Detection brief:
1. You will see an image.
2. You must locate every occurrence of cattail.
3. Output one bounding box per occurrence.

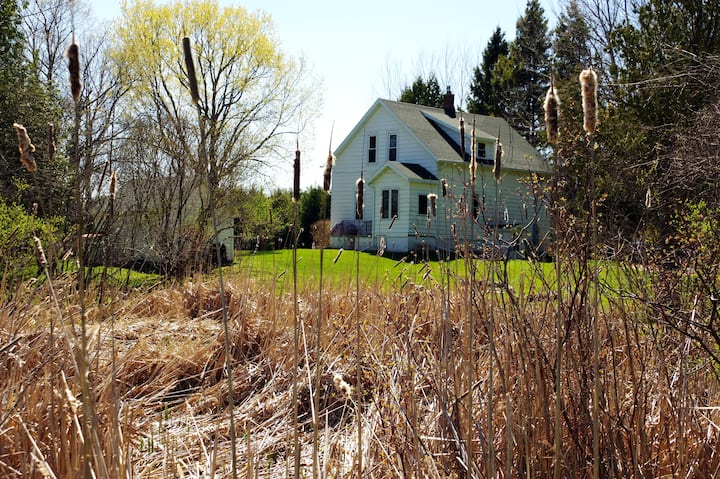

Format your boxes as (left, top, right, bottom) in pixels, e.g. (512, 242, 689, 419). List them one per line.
(293, 142, 300, 203)
(33, 236, 48, 269)
(323, 153, 334, 192)
(66, 36, 81, 102)
(441, 178, 448, 197)
(333, 248, 344, 264)
(182, 37, 200, 104)
(333, 373, 353, 400)
(504, 207, 509, 224)
(47, 122, 56, 160)
(388, 214, 397, 230)
(469, 119, 477, 184)
(645, 188, 652, 209)
(13, 123, 36, 173)
(493, 140, 503, 182)
(355, 177, 364, 219)
(377, 237, 386, 256)
(544, 84, 560, 144)
(459, 115, 466, 160)
(413, 224, 420, 237)
(580, 67, 598, 135)
(428, 193, 437, 218)
(109, 170, 117, 200)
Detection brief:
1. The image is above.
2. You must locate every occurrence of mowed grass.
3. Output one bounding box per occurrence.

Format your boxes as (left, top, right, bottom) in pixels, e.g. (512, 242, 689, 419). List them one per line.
(233, 248, 564, 293)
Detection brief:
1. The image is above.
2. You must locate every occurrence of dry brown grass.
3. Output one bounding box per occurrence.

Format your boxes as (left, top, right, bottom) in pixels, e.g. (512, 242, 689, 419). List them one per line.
(1, 267, 720, 478)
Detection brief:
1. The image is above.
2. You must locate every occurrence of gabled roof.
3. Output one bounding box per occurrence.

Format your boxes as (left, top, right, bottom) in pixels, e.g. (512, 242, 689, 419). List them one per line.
(367, 161, 438, 185)
(336, 99, 550, 174)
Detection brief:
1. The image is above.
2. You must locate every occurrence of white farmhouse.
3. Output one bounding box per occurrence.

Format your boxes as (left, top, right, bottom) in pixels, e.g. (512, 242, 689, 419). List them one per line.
(329, 89, 552, 255)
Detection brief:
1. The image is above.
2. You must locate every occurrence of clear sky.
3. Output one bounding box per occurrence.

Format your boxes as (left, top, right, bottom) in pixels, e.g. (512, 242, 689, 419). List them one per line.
(94, 0, 558, 190)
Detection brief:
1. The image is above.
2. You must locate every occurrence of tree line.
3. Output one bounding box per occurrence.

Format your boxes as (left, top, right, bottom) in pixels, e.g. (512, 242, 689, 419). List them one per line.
(0, 0, 319, 278)
(399, 0, 720, 267)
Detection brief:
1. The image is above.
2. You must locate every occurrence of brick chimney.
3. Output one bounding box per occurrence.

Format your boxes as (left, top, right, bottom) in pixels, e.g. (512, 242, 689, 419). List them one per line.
(443, 86, 456, 118)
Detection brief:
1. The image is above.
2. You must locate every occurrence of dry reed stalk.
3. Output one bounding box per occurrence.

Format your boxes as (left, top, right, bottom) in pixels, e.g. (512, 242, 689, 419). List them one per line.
(182, 36, 238, 479)
(544, 84, 560, 144)
(292, 145, 302, 478)
(580, 65, 601, 479)
(13, 123, 37, 173)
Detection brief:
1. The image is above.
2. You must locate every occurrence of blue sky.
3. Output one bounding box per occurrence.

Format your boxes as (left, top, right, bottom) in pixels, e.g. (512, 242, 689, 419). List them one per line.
(94, 0, 558, 190)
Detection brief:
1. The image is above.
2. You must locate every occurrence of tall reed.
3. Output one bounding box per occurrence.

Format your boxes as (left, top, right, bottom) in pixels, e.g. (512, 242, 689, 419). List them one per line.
(183, 36, 238, 479)
(580, 66, 600, 479)
(544, 82, 564, 479)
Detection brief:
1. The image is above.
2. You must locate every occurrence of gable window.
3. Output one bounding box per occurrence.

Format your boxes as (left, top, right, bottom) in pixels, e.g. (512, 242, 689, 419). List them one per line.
(381, 189, 399, 219)
(418, 194, 428, 215)
(368, 135, 376, 163)
(388, 134, 397, 162)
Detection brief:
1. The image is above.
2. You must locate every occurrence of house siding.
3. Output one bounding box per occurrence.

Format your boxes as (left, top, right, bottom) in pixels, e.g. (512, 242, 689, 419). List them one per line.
(331, 98, 550, 254)
(330, 103, 437, 250)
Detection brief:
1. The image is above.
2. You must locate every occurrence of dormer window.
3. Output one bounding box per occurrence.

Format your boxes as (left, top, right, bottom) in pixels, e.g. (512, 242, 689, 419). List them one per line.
(477, 143, 486, 161)
(368, 135, 376, 163)
(388, 134, 397, 162)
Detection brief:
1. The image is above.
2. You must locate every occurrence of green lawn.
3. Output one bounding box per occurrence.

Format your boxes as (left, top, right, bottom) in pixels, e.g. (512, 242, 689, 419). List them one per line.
(232, 248, 564, 294)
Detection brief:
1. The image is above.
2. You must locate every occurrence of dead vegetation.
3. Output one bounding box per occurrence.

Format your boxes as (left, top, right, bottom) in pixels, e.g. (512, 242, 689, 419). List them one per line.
(1, 264, 719, 478)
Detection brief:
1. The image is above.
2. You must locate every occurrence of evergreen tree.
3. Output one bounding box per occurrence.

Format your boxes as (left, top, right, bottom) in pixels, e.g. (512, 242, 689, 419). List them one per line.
(492, 0, 551, 146)
(398, 73, 443, 107)
(553, 0, 592, 80)
(467, 27, 508, 115)
(0, 0, 62, 212)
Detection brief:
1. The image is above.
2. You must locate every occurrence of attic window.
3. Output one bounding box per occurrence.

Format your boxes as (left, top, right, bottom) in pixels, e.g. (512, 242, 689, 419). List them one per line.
(477, 143, 486, 160)
(368, 136, 376, 163)
(388, 134, 397, 162)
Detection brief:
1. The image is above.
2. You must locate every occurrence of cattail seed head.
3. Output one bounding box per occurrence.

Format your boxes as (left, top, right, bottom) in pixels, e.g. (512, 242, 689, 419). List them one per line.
(493, 140, 503, 182)
(333, 248, 344, 263)
(355, 177, 364, 219)
(47, 122, 56, 160)
(388, 214, 397, 230)
(323, 153, 334, 192)
(469, 119, 477, 184)
(33, 236, 48, 269)
(182, 37, 200, 104)
(459, 115, 466, 160)
(333, 373, 353, 400)
(293, 143, 300, 203)
(66, 36, 81, 102)
(13, 123, 36, 173)
(377, 237, 386, 256)
(645, 188, 652, 209)
(428, 193, 437, 218)
(544, 85, 560, 144)
(580, 67, 598, 135)
(441, 178, 448, 197)
(110, 170, 117, 200)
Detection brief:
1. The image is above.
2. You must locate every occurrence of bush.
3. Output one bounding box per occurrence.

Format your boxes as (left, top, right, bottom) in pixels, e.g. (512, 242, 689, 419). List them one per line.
(0, 199, 62, 293)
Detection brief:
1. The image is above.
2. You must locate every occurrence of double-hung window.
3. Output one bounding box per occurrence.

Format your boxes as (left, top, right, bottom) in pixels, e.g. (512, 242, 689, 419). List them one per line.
(368, 135, 376, 163)
(388, 134, 397, 162)
(381, 189, 399, 219)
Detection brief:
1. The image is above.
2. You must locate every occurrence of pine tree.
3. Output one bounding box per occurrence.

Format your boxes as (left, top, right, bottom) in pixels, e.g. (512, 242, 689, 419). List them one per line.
(399, 73, 444, 108)
(467, 27, 509, 115)
(492, 0, 551, 146)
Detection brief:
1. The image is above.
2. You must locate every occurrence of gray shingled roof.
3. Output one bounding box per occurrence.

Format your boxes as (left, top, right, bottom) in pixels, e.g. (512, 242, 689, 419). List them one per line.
(380, 99, 550, 173)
